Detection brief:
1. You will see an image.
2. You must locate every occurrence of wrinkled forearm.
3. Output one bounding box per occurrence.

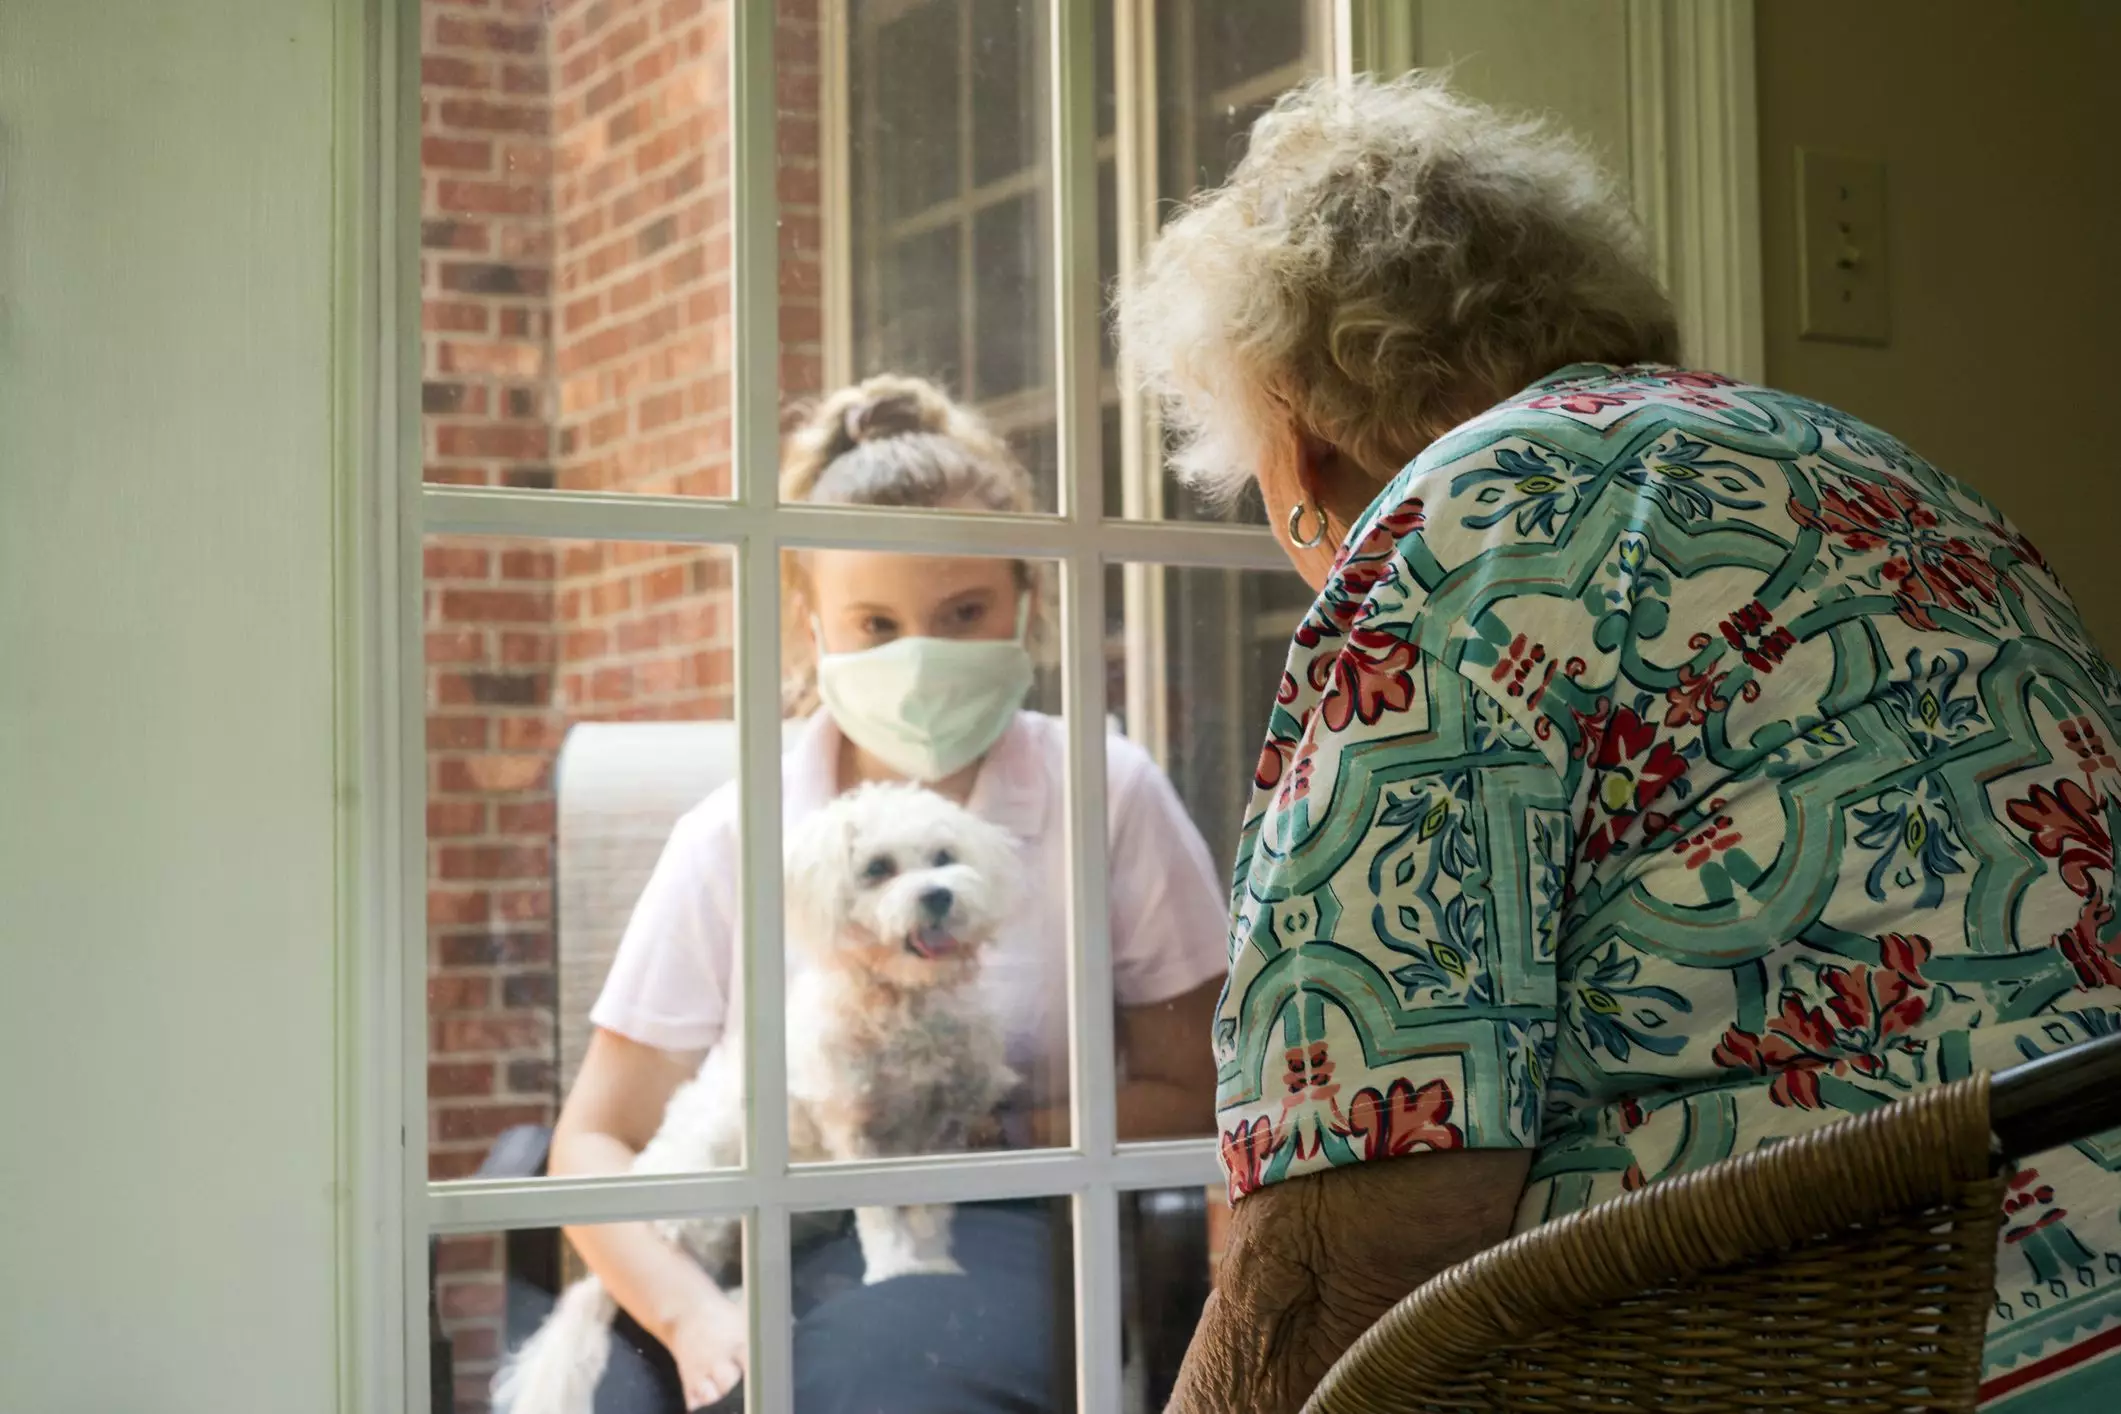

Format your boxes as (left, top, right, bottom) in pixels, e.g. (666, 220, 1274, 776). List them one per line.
(1170, 1150, 1532, 1414)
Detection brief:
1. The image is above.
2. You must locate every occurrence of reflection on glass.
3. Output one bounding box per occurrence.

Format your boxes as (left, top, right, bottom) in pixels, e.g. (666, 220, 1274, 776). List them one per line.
(418, 0, 737, 495)
(1196, 0, 1311, 98)
(971, 0, 1041, 185)
(1106, 562, 1312, 1139)
(870, 1, 961, 220)
(1154, 1, 1324, 198)
(840, 0, 1059, 508)
(878, 224, 965, 391)
(971, 194, 1043, 401)
(433, 1222, 747, 1414)
(423, 537, 739, 1184)
(1106, 563, 1308, 904)
(801, 1, 1330, 520)
(791, 1198, 1077, 1412)
(1120, 1186, 1225, 1413)
(1136, 1, 1333, 523)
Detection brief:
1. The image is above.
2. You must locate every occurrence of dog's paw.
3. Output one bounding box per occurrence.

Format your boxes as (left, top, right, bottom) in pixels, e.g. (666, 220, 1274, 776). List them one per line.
(862, 1253, 965, 1285)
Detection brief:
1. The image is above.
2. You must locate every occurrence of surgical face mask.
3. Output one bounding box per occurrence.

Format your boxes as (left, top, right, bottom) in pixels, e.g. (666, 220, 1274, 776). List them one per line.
(813, 597, 1034, 782)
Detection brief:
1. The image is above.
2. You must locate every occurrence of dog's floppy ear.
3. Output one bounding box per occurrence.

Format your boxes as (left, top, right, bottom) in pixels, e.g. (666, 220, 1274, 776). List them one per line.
(783, 795, 857, 951)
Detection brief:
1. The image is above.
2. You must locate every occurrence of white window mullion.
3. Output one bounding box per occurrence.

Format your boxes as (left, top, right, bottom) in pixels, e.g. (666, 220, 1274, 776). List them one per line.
(417, 484, 1294, 570)
(1336, 0, 1417, 78)
(1073, 1183, 1125, 1411)
(819, 0, 855, 388)
(1114, 0, 1171, 762)
(743, 1205, 795, 1414)
(426, 1140, 1224, 1235)
(731, 1, 796, 1410)
(1051, 2, 1123, 1411)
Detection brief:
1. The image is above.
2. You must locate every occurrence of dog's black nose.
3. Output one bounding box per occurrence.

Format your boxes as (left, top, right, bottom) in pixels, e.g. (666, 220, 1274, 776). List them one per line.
(919, 886, 954, 920)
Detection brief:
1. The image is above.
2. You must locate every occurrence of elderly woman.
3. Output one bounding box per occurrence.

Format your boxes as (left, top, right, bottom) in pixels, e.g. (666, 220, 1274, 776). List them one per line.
(1120, 74, 2121, 1413)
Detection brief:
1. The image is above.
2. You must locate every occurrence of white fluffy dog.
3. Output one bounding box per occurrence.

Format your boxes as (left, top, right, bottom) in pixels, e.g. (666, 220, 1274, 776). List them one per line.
(495, 782, 1021, 1414)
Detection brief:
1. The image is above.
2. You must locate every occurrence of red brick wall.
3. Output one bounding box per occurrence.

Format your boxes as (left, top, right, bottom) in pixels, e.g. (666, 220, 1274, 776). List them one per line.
(545, 0, 744, 750)
(541, 0, 823, 731)
(425, 529, 567, 1411)
(551, 0, 732, 498)
(421, 4, 563, 1407)
(421, 0, 556, 494)
(776, 0, 828, 408)
(556, 541, 736, 719)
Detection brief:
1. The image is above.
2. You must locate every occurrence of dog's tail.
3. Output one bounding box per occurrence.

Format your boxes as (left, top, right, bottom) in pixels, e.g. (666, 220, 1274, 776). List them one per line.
(491, 1275, 616, 1414)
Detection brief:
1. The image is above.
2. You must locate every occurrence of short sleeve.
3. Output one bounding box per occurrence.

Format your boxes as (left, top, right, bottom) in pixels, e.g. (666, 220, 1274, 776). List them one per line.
(1216, 649, 1572, 1200)
(1105, 738, 1233, 1008)
(587, 792, 739, 1054)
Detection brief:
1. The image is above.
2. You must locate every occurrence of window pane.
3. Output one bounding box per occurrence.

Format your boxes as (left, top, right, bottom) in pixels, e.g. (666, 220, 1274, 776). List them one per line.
(1188, 90, 1282, 195)
(970, 193, 1043, 401)
(1196, 0, 1309, 95)
(1153, 2, 1321, 202)
(1117, 0, 1329, 524)
(424, 536, 742, 1183)
(1120, 1187, 1225, 1413)
(868, 0, 963, 220)
(971, 0, 1041, 187)
(824, 0, 1059, 513)
(433, 1222, 746, 1414)
(877, 222, 965, 388)
(1093, 0, 1116, 140)
(1011, 421, 1064, 513)
(791, 1198, 1076, 1411)
(418, 0, 739, 497)
(779, 548, 1073, 1159)
(1105, 562, 1311, 1140)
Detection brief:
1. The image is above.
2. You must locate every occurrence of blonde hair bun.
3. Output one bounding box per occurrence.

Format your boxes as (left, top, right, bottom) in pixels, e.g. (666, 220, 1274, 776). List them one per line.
(780, 374, 1026, 508)
(839, 382, 950, 450)
(787, 375, 957, 475)
(775, 374, 1049, 717)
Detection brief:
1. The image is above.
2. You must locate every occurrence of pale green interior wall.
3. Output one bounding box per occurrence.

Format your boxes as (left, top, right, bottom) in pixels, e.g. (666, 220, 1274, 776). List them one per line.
(1756, 0, 2121, 652)
(1410, 0, 1630, 173)
(0, 1, 342, 1408)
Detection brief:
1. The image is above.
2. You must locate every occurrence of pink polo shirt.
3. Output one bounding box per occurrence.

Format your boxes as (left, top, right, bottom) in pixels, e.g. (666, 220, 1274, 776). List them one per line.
(589, 711, 1232, 1110)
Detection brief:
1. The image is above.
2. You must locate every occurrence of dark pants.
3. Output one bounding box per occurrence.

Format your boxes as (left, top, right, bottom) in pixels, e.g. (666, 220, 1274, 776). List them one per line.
(510, 1202, 1074, 1414)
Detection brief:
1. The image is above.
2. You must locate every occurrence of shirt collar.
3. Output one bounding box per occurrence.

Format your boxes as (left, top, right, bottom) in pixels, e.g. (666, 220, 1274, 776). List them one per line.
(1525, 360, 1677, 392)
(786, 711, 1050, 841)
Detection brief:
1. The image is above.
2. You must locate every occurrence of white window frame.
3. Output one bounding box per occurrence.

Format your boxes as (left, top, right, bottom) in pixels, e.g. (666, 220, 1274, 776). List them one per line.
(822, 0, 1340, 766)
(334, 2, 1761, 1409)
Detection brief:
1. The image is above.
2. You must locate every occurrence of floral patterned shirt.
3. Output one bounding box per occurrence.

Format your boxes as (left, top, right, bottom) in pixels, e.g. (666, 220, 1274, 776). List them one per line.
(1218, 364, 2121, 1404)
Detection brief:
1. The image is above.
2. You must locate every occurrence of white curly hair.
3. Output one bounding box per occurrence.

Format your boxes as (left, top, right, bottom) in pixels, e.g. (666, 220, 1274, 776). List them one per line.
(1118, 72, 1679, 503)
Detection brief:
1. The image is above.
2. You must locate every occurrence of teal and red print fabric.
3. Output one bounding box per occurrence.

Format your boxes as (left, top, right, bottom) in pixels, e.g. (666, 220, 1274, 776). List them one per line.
(1217, 364, 2121, 1401)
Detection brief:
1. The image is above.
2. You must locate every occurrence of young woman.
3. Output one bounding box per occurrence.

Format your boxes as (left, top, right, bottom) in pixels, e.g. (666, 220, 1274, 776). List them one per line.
(540, 376, 1231, 1413)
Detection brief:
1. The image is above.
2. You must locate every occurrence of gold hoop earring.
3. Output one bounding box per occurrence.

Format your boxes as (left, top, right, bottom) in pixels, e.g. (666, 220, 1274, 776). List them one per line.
(1287, 500, 1328, 550)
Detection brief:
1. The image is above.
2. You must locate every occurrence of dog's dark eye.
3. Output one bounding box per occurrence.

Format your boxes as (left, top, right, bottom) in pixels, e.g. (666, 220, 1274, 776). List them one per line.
(860, 855, 897, 884)
(931, 849, 955, 868)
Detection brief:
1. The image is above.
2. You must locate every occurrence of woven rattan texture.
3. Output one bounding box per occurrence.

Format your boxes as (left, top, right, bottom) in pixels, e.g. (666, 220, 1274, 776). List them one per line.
(1304, 1076, 2006, 1413)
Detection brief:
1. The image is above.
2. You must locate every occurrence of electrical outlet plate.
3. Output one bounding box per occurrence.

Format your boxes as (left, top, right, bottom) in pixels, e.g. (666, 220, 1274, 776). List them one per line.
(1797, 149, 1890, 346)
